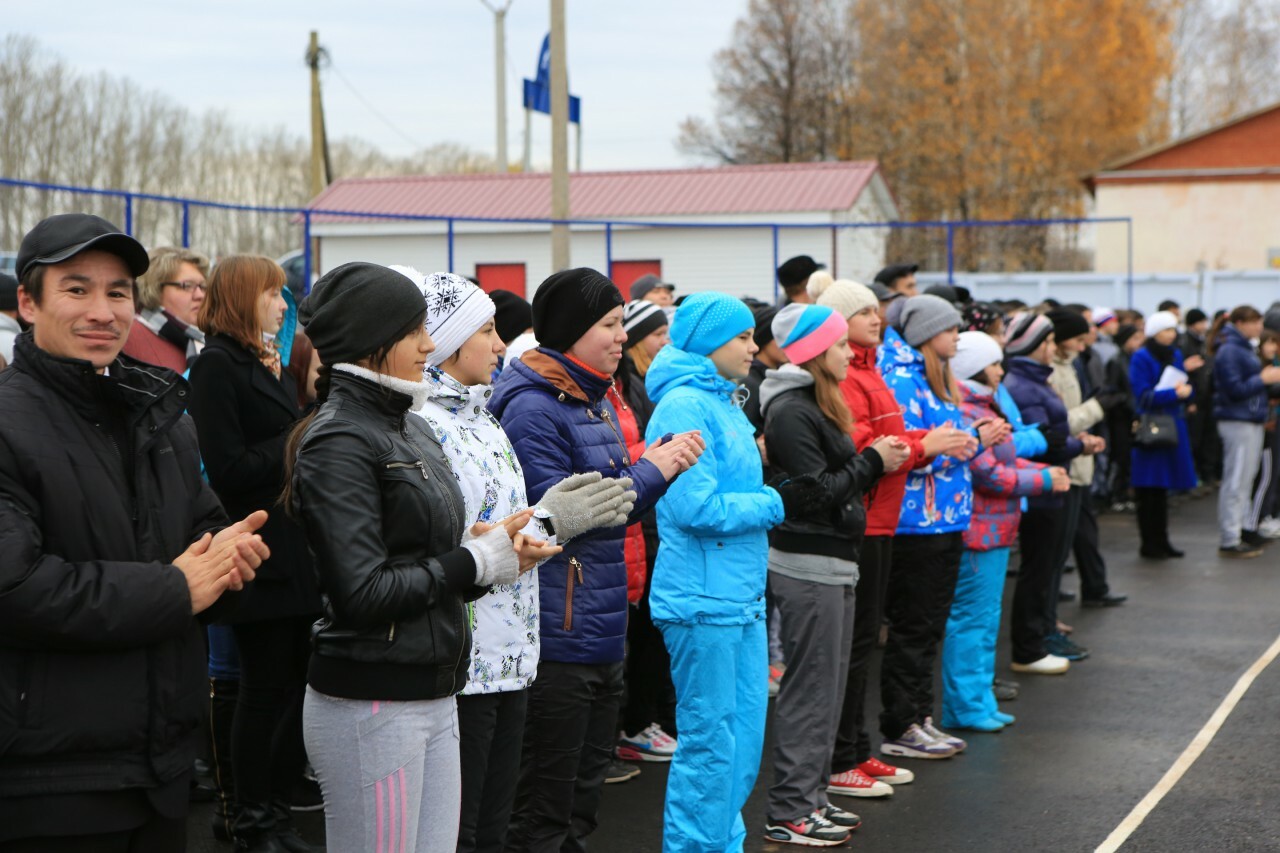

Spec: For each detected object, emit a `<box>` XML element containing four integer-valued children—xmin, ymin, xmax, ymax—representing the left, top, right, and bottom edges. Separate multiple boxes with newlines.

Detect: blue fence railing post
<box><xmin>181</xmin><ymin>202</ymin><xmax>190</xmax><ymax>248</ymax></box>
<box><xmin>302</xmin><ymin>211</ymin><xmax>313</xmax><ymax>295</ymax></box>
<box><xmin>447</xmin><ymin>219</ymin><xmax>455</xmax><ymax>274</ymax></box>
<box><xmin>124</xmin><ymin>193</ymin><xmax>133</xmax><ymax>237</ymax></box>
<box><xmin>605</xmin><ymin>222</ymin><xmax>613</xmax><ymax>279</ymax></box>
<box><xmin>946</xmin><ymin>224</ymin><xmax>955</xmax><ymax>284</ymax></box>
<box><xmin>1126</xmin><ymin>218</ymin><xmax>1134</xmax><ymax>308</ymax></box>
<box><xmin>771</xmin><ymin>225</ymin><xmax>780</xmax><ymax>303</ymax></box>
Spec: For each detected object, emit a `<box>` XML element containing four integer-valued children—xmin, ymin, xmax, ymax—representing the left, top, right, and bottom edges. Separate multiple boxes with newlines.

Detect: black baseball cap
<box><xmin>869</xmin><ymin>281</ymin><xmax>901</xmax><ymax>302</ymax></box>
<box><xmin>17</xmin><ymin>213</ymin><xmax>149</xmax><ymax>280</ymax></box>
<box><xmin>630</xmin><ymin>274</ymin><xmax>676</xmax><ymax>301</ymax></box>
<box><xmin>776</xmin><ymin>255</ymin><xmax>825</xmax><ymax>289</ymax></box>
<box><xmin>873</xmin><ymin>263</ymin><xmax>920</xmax><ymax>287</ymax></box>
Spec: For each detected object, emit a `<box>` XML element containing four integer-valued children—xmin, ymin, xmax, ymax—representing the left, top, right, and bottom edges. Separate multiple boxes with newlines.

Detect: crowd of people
<box><xmin>2</xmin><ymin>212</ymin><xmax>1279</xmax><ymax>853</ymax></box>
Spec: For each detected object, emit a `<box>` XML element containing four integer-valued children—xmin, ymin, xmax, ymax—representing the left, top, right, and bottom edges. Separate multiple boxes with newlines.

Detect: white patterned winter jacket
<box><xmin>414</xmin><ymin>368</ymin><xmax>543</xmax><ymax>694</ymax></box>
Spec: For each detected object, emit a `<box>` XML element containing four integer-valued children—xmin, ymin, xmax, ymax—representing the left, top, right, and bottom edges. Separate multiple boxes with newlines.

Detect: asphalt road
<box><xmin>189</xmin><ymin>492</ymin><xmax>1280</xmax><ymax>852</ymax></box>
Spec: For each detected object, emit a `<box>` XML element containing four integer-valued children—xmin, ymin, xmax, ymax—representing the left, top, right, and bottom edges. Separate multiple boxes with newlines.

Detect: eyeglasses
<box><xmin>162</xmin><ymin>280</ymin><xmax>207</xmax><ymax>293</ymax></box>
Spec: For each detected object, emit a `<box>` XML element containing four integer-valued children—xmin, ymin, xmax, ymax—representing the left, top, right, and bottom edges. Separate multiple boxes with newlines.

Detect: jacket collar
<box><xmin>205</xmin><ymin>334</ymin><xmax>300</xmax><ymax>417</ymax></box>
<box><xmin>11</xmin><ymin>329</ymin><xmax>183</xmax><ymax>425</ymax></box>
<box><xmin>329</xmin><ymin>363</ymin><xmax>431</xmax><ymax>423</ymax></box>
<box><xmin>519</xmin><ymin>348</ymin><xmax>611</xmax><ymax>404</ymax></box>
<box><xmin>1005</xmin><ymin>355</ymin><xmax>1053</xmax><ymax>382</ymax></box>
<box><xmin>423</xmin><ymin>367</ymin><xmax>492</xmax><ymax>419</ymax></box>
<box><xmin>850</xmin><ymin>340</ymin><xmax>878</xmax><ymax>369</ymax></box>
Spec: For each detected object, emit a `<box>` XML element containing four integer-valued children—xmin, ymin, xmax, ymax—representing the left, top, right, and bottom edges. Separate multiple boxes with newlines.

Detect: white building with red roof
<box><xmin>307</xmin><ymin>161</ymin><xmax>898</xmax><ymax>301</ymax></box>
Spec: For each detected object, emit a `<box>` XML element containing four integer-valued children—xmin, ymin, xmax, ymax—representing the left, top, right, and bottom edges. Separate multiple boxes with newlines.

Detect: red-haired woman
<box><xmin>188</xmin><ymin>255</ymin><xmax>322</xmax><ymax>853</ymax></box>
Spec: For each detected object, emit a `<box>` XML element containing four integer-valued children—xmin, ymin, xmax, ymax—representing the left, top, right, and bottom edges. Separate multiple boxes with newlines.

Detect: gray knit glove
<box><xmin>535</xmin><ymin>472</ymin><xmax>636</xmax><ymax>541</ymax></box>
<box><xmin>462</xmin><ymin>525</ymin><xmax>520</xmax><ymax>587</ymax></box>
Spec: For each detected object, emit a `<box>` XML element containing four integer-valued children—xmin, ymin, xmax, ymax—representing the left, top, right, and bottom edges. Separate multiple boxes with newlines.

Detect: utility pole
<box><xmin>481</xmin><ymin>1</ymin><xmax>514</xmax><ymax>172</ymax></box>
<box><xmin>549</xmin><ymin>0</ymin><xmax>570</xmax><ymax>270</ymax></box>
<box><xmin>306</xmin><ymin>31</ymin><xmax>332</xmax><ymax>199</ymax></box>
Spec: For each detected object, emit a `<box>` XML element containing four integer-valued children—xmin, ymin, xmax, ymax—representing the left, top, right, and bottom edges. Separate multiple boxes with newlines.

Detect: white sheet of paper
<box><xmin>1155</xmin><ymin>365</ymin><xmax>1188</xmax><ymax>391</ymax></box>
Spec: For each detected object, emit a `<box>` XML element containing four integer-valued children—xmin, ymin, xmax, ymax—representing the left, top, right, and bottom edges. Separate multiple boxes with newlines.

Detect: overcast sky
<box><xmin>8</xmin><ymin>1</ymin><xmax>747</xmax><ymax>171</ymax></box>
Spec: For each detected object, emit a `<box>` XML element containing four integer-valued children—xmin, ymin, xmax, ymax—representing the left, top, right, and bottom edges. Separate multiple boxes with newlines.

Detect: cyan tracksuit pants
<box><xmin>941</xmin><ymin>548</ymin><xmax>1009</xmax><ymax>727</ymax></box>
<box><xmin>657</xmin><ymin>619</ymin><xmax>767</xmax><ymax>853</ymax></box>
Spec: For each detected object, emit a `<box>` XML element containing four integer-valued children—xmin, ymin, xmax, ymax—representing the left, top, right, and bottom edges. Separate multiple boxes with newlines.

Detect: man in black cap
<box><xmin>0</xmin><ymin>213</ymin><xmax>270</xmax><ymax>851</ymax></box>
<box><xmin>630</xmin><ymin>273</ymin><xmax>676</xmax><ymax>307</ymax></box>
<box><xmin>0</xmin><ymin>272</ymin><xmax>19</xmax><ymax>367</ymax></box>
<box><xmin>873</xmin><ymin>263</ymin><xmax>920</xmax><ymax>298</ymax></box>
<box><xmin>775</xmin><ymin>255</ymin><xmax>824</xmax><ymax>305</ymax></box>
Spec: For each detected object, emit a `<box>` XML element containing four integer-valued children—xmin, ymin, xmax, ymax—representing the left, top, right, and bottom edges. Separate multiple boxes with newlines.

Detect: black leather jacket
<box><xmin>290</xmin><ymin>369</ymin><xmax>482</xmax><ymax>701</ymax></box>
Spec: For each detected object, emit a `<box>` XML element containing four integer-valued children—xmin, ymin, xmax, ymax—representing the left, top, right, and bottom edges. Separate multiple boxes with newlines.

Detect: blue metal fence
<box><xmin>0</xmin><ymin>176</ymin><xmax>1133</xmax><ymax>303</ymax></box>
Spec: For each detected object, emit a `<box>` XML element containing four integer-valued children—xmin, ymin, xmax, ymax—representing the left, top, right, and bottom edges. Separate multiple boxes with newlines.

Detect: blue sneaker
<box><xmin>940</xmin><ymin>717</ymin><xmax>1004</xmax><ymax>733</ymax></box>
<box><xmin>1044</xmin><ymin>631</ymin><xmax>1090</xmax><ymax>661</ymax></box>
<box><xmin>993</xmin><ymin>710</ymin><xmax>1015</xmax><ymax>725</ymax></box>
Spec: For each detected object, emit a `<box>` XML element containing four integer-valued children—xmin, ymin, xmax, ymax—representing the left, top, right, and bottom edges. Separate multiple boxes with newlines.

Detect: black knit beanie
<box><xmin>1113</xmin><ymin>323</ymin><xmax>1140</xmax><ymax>349</ymax></box>
<box><xmin>490</xmin><ymin>289</ymin><xmax>533</xmax><ymax>344</ymax></box>
<box><xmin>299</xmin><ymin>262</ymin><xmax>426</xmax><ymax>365</ymax></box>
<box><xmin>532</xmin><ymin>267</ymin><xmax>624</xmax><ymax>352</ymax></box>
<box><xmin>1047</xmin><ymin>308</ymin><xmax>1090</xmax><ymax>344</ymax></box>
<box><xmin>753</xmin><ymin>305</ymin><xmax>779</xmax><ymax>348</ymax></box>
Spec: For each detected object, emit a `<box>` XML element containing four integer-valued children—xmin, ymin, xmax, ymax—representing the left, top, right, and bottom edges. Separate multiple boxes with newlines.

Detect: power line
<box><xmin>326</xmin><ymin>62</ymin><xmax>427</xmax><ymax>151</ymax></box>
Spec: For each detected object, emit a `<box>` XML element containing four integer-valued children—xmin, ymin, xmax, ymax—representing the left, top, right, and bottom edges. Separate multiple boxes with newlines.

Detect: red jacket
<box><xmin>841</xmin><ymin>341</ymin><xmax>930</xmax><ymax>537</ymax></box>
<box><xmin>121</xmin><ymin>320</ymin><xmax>188</xmax><ymax>374</ymax></box>
<box><xmin>609</xmin><ymin>382</ymin><xmax>648</xmax><ymax>603</ymax></box>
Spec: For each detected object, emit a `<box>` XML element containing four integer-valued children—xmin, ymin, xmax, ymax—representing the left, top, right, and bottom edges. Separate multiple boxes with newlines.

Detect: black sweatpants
<box><xmin>832</xmin><ymin>534</ymin><xmax>893</xmax><ymax>770</ymax></box>
<box><xmin>0</xmin><ymin>813</ymin><xmax>185</xmax><ymax>853</ymax></box>
<box><xmin>1071</xmin><ymin>499</ymin><xmax>1112</xmax><ymax>601</ymax></box>
<box><xmin>229</xmin><ymin>616</ymin><xmax>312</xmax><ymax>811</ymax></box>
<box><xmin>507</xmin><ymin>660</ymin><xmax>624</xmax><ymax>853</ymax></box>
<box><xmin>1135</xmin><ymin>487</ymin><xmax>1171</xmax><ymax>553</ymax></box>
<box><xmin>879</xmin><ymin>532</ymin><xmax>963</xmax><ymax>740</ymax></box>
<box><xmin>1011</xmin><ymin>507</ymin><xmax>1068</xmax><ymax>664</ymax></box>
<box><xmin>459</xmin><ymin>690</ymin><xmax>528</xmax><ymax>853</ymax></box>
<box><xmin>1046</xmin><ymin>485</ymin><xmax>1085</xmax><ymax>628</ymax></box>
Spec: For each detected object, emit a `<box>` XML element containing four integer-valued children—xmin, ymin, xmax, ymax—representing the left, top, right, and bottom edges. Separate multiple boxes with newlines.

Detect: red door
<box><xmin>609</xmin><ymin>260</ymin><xmax>662</xmax><ymax>293</ymax></box>
<box><xmin>475</xmin><ymin>263</ymin><xmax>527</xmax><ymax>298</ymax></box>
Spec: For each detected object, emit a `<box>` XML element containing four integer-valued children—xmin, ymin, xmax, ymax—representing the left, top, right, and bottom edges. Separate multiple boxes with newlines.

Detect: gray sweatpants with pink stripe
<box><xmin>304</xmin><ymin>687</ymin><xmax>461</xmax><ymax>853</ymax></box>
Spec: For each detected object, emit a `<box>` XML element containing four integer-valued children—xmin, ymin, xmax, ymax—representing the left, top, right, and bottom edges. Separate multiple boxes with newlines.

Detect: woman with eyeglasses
<box><xmin>187</xmin><ymin>255</ymin><xmax>323</xmax><ymax>853</ymax></box>
<box><xmin>122</xmin><ymin>245</ymin><xmax>210</xmax><ymax>372</ymax></box>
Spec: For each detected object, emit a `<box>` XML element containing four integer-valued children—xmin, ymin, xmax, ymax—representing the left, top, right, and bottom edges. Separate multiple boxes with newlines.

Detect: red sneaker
<box><xmin>826</xmin><ymin>768</ymin><xmax>892</xmax><ymax>798</ymax></box>
<box><xmin>858</xmin><ymin>756</ymin><xmax>914</xmax><ymax>785</ymax></box>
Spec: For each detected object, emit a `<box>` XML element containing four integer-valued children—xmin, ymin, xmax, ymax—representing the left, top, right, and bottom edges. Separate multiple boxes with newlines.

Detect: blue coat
<box><xmin>1130</xmin><ymin>346</ymin><xmax>1197</xmax><ymax>490</ymax></box>
<box><xmin>996</xmin><ymin>383</ymin><xmax>1049</xmax><ymax>460</ymax></box>
<box><xmin>1001</xmin><ymin>357</ymin><xmax>1082</xmax><ymax>509</ymax></box>
<box><xmin>643</xmin><ymin>345</ymin><xmax>784</xmax><ymax>626</ymax></box>
<box><xmin>1212</xmin><ymin>325</ymin><xmax>1268</xmax><ymax>423</ymax></box>
<box><xmin>488</xmin><ymin>350</ymin><xmax>668</xmax><ymax>664</ymax></box>
<box><xmin>881</xmin><ymin>337</ymin><xmax>974</xmax><ymax>535</ymax></box>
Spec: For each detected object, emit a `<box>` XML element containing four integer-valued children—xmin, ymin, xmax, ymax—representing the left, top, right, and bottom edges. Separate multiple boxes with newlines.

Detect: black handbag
<box><xmin>1134</xmin><ymin>413</ymin><xmax>1178</xmax><ymax>449</ymax></box>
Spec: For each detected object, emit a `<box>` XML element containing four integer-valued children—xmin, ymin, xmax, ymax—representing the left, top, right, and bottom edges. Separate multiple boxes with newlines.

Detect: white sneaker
<box><xmin>1258</xmin><ymin>518</ymin><xmax>1280</xmax><ymax>539</ymax></box>
<box><xmin>1010</xmin><ymin>654</ymin><xmax>1070</xmax><ymax>675</ymax></box>
<box><xmin>922</xmin><ymin>717</ymin><xmax>967</xmax><ymax>753</ymax></box>
<box><xmin>616</xmin><ymin>723</ymin><xmax>677</xmax><ymax>762</ymax></box>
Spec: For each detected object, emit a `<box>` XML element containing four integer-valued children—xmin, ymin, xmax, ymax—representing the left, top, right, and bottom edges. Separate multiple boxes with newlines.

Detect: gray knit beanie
<box><xmin>899</xmin><ymin>294</ymin><xmax>963</xmax><ymax>348</ymax></box>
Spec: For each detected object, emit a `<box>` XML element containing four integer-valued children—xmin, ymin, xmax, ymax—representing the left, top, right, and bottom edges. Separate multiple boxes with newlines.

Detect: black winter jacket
<box><xmin>188</xmin><ymin>334</ymin><xmax>321</xmax><ymax>622</ymax></box>
<box><xmin>290</xmin><ymin>367</ymin><xmax>484</xmax><ymax>702</ymax></box>
<box><xmin>0</xmin><ymin>333</ymin><xmax>227</xmax><ymax>803</ymax></box>
<box><xmin>760</xmin><ymin>368</ymin><xmax>885</xmax><ymax>561</ymax></box>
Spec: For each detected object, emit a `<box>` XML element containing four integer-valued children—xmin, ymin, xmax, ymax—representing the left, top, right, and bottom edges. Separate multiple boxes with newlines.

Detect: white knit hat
<box><xmin>808</xmin><ymin>271</ymin><xmax>879</xmax><ymax>320</ymax></box>
<box><xmin>391</xmin><ymin>266</ymin><xmax>496</xmax><ymax>367</ymax></box>
<box><xmin>952</xmin><ymin>330</ymin><xmax>1004</xmax><ymax>381</ymax></box>
<box><xmin>1144</xmin><ymin>311</ymin><xmax>1178</xmax><ymax>338</ymax></box>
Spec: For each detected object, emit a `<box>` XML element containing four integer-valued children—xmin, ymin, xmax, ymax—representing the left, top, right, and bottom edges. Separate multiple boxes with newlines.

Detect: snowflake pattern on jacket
<box><xmin>414</xmin><ymin>367</ymin><xmax>541</xmax><ymax>694</ymax></box>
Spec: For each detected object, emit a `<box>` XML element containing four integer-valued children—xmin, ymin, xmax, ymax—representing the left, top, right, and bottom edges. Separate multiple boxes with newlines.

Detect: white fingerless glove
<box><xmin>462</xmin><ymin>524</ymin><xmax>520</xmax><ymax>587</ymax></box>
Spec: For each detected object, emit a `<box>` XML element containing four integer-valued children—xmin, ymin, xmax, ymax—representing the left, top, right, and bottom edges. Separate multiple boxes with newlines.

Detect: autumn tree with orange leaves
<box><xmin>680</xmin><ymin>0</ymin><xmax>1177</xmax><ymax>271</ymax></box>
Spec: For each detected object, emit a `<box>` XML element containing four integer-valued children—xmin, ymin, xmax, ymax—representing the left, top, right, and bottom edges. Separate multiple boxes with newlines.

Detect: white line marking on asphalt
<box><xmin>1095</xmin><ymin>629</ymin><xmax>1280</xmax><ymax>853</ymax></box>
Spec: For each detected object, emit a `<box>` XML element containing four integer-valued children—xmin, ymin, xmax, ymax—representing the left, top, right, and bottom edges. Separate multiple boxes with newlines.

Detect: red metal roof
<box><xmin>308</xmin><ymin>161</ymin><xmax>882</xmax><ymax>222</ymax></box>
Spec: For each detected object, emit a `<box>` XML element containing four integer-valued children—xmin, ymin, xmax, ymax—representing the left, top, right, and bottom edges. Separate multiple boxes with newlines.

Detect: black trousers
<box><xmin>620</xmin><ymin>598</ymin><xmax>677</xmax><ymax>737</ymax></box>
<box><xmin>1135</xmin><ymin>487</ymin><xmax>1171</xmax><ymax>553</ymax></box>
<box><xmin>832</xmin><ymin>534</ymin><xmax>893</xmax><ymax>770</ymax></box>
<box><xmin>1072</xmin><ymin>499</ymin><xmax>1112</xmax><ymax>601</ymax></box>
<box><xmin>1046</xmin><ymin>485</ymin><xmax>1085</xmax><ymax>628</ymax></box>
<box><xmin>0</xmin><ymin>814</ymin><xmax>185</xmax><ymax>853</ymax></box>
<box><xmin>459</xmin><ymin>690</ymin><xmax>528</xmax><ymax>853</ymax></box>
<box><xmin>506</xmin><ymin>660</ymin><xmax>624</xmax><ymax>853</ymax></box>
<box><xmin>229</xmin><ymin>616</ymin><xmax>312</xmax><ymax>813</ymax></box>
<box><xmin>879</xmin><ymin>532</ymin><xmax>963</xmax><ymax>740</ymax></box>
<box><xmin>1011</xmin><ymin>507</ymin><xmax>1068</xmax><ymax>664</ymax></box>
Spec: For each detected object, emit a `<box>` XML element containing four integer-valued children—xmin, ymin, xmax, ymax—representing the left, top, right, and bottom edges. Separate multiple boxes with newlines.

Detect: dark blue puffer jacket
<box><xmin>1212</xmin><ymin>324</ymin><xmax>1268</xmax><ymax>423</ymax></box>
<box><xmin>1002</xmin><ymin>356</ymin><xmax>1083</xmax><ymax>509</ymax></box>
<box><xmin>488</xmin><ymin>349</ymin><xmax>668</xmax><ymax>665</ymax></box>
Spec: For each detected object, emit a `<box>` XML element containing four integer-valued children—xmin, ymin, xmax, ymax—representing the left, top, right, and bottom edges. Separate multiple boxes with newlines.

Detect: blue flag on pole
<box><xmin>523</xmin><ymin>33</ymin><xmax>581</xmax><ymax>123</ymax></box>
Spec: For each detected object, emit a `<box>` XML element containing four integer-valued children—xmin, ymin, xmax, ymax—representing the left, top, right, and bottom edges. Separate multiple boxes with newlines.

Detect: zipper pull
<box><xmin>416</xmin><ymin>461</ymin><xmax>429</xmax><ymax>480</ymax></box>
<box><xmin>570</xmin><ymin>557</ymin><xmax>583</xmax><ymax>584</ymax></box>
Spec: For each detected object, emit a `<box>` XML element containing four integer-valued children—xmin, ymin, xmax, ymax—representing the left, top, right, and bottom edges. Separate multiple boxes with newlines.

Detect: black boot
<box><xmin>209</xmin><ymin>678</ymin><xmax>240</xmax><ymax>842</ymax></box>
<box><xmin>272</xmin><ymin>801</ymin><xmax>322</xmax><ymax>853</ymax></box>
<box><xmin>232</xmin><ymin>803</ymin><xmax>288</xmax><ymax>853</ymax></box>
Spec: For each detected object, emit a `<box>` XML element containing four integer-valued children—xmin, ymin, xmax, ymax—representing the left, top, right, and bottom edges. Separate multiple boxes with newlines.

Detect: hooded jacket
<box><xmin>643</xmin><ymin>345</ymin><xmax>784</xmax><ymax>625</ymax></box>
<box><xmin>880</xmin><ymin>334</ymin><xmax>975</xmax><ymax>535</ymax></box>
<box><xmin>1002</xmin><ymin>356</ymin><xmax>1083</xmax><ymax>509</ymax></box>
<box><xmin>0</xmin><ymin>333</ymin><xmax>227</xmax><ymax>808</ymax></box>
<box><xmin>960</xmin><ymin>380</ymin><xmax>1054</xmax><ymax>551</ymax></box>
<box><xmin>1212</xmin><ymin>324</ymin><xmax>1269</xmax><ymax>423</ymax></box>
<box><xmin>760</xmin><ymin>364</ymin><xmax>884</xmax><ymax>561</ymax></box>
<box><xmin>415</xmin><ymin>369</ymin><xmax>542</xmax><ymax>694</ymax></box>
<box><xmin>488</xmin><ymin>350</ymin><xmax>668</xmax><ymax>664</ymax></box>
<box><xmin>843</xmin><ymin>339</ymin><xmax>929</xmax><ymax>536</ymax></box>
